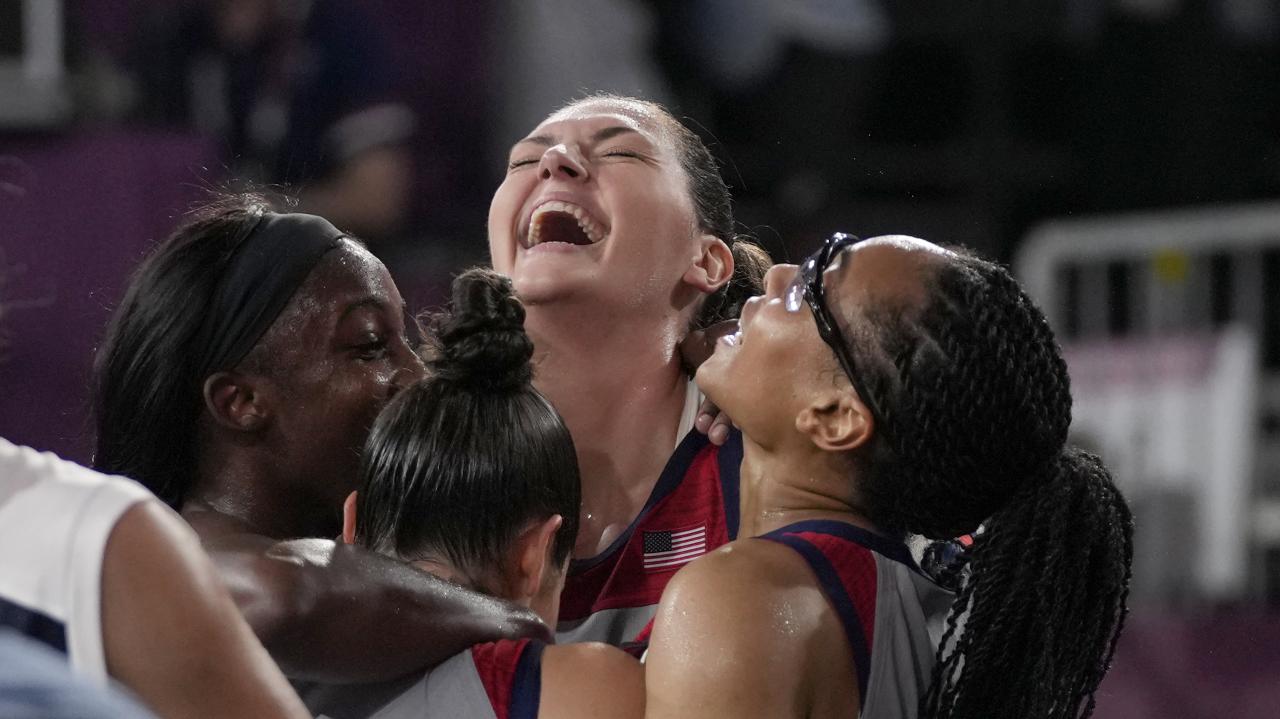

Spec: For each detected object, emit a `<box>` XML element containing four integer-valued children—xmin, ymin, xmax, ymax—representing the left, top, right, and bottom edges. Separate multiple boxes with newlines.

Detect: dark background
<box><xmin>2</xmin><ymin>3</ymin><xmax>1279</xmax><ymax>715</ymax></box>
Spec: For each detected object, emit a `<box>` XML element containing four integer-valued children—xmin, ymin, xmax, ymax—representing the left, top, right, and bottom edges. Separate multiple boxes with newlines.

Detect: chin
<box><xmin>510</xmin><ymin>261</ymin><xmax>607</xmax><ymax>306</ymax></box>
<box><xmin>694</xmin><ymin>360</ymin><xmax>729</xmax><ymax>409</ymax></box>
<box><xmin>509</xmin><ymin>272</ymin><xmax>567</xmax><ymax>304</ymax></box>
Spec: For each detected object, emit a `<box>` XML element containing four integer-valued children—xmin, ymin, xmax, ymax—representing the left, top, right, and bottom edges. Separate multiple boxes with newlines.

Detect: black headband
<box><xmin>195</xmin><ymin>211</ymin><xmax>346</xmax><ymax>378</ymax></box>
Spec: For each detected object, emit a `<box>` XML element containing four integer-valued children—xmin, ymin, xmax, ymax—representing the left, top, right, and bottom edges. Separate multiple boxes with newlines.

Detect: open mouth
<box><xmin>524</xmin><ymin>201</ymin><xmax>607</xmax><ymax>248</ymax></box>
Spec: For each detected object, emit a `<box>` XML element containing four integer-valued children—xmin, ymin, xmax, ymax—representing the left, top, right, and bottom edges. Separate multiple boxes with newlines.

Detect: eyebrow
<box><xmin>515</xmin><ymin>125</ymin><xmax>643</xmax><ymax>148</ymax></box>
<box><xmin>338</xmin><ymin>297</ymin><xmax>397</xmax><ymax>323</ymax></box>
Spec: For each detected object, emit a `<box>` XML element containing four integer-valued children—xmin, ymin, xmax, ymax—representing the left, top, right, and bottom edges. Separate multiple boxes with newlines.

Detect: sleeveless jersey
<box><xmin>0</xmin><ymin>438</ymin><xmax>152</xmax><ymax>687</ymax></box>
<box><xmin>556</xmin><ymin>428</ymin><xmax>743</xmax><ymax>645</ymax></box>
<box><xmin>758</xmin><ymin>520</ymin><xmax>954</xmax><ymax>718</ymax></box>
<box><xmin>361</xmin><ymin>639</ymin><xmax>545</xmax><ymax>719</ymax></box>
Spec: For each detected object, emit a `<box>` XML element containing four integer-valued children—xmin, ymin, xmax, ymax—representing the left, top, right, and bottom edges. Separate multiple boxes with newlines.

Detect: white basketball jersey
<box><xmin>0</xmin><ymin>438</ymin><xmax>151</xmax><ymax>686</ymax></box>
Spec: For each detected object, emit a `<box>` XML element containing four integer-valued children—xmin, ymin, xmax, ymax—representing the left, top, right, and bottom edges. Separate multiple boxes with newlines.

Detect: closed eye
<box><xmin>353</xmin><ymin>337</ymin><xmax>390</xmax><ymax>361</ymax></box>
<box><xmin>507</xmin><ymin>157</ymin><xmax>538</xmax><ymax>170</ymax></box>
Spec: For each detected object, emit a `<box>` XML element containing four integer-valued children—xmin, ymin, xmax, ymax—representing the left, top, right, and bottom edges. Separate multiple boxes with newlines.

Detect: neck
<box><xmin>409</xmin><ymin>556</ymin><xmax>475</xmax><ymax>590</ymax></box>
<box><xmin>410</xmin><ymin>555</ymin><xmax>526</xmax><ymax>607</ymax></box>
<box><xmin>525</xmin><ymin>302</ymin><xmax>692</xmax><ymax>556</ymax></box>
<box><xmin>736</xmin><ymin>434</ymin><xmax>878</xmax><ymax>539</ymax></box>
<box><xmin>188</xmin><ymin>443</ymin><xmax>339</xmax><ymax>540</ymax></box>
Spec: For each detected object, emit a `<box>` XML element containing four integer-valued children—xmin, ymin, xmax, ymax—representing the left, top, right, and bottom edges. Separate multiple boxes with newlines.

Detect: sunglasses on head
<box><xmin>783</xmin><ymin>232</ymin><xmax>883</xmax><ymax>425</ymax></box>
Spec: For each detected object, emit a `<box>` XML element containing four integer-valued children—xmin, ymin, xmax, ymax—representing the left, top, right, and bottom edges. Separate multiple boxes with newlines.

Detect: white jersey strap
<box><xmin>675</xmin><ymin>380</ymin><xmax>701</xmax><ymax>449</ymax></box>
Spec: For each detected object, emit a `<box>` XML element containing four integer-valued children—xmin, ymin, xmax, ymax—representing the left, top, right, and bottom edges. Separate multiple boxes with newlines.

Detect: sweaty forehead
<box><xmin>537</xmin><ymin>99</ymin><xmax>668</xmax><ymax>141</ymax></box>
<box><xmin>258</xmin><ymin>241</ymin><xmax>394</xmax><ymax>349</ymax></box>
<box><xmin>824</xmin><ymin>236</ymin><xmax>951</xmax><ymax>314</ymax></box>
<box><xmin>302</xmin><ymin>241</ymin><xmax>387</xmax><ymax>303</ymax></box>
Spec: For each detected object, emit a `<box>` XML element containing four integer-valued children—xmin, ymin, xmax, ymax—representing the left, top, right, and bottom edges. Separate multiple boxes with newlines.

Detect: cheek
<box><xmin>612</xmin><ymin>190</ymin><xmax>699</xmax><ymax>271</ymax></box>
<box><xmin>487</xmin><ymin>179</ymin><xmax>524</xmax><ymax>270</ymax></box>
<box><xmin>318</xmin><ymin>369</ymin><xmax>396</xmax><ymax>442</ymax></box>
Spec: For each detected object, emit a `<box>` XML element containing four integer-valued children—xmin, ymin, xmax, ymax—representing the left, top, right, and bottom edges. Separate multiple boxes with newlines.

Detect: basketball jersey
<box><xmin>758</xmin><ymin>520</ymin><xmax>954</xmax><ymax>718</ymax></box>
<box><xmin>360</xmin><ymin>639</ymin><xmax>545</xmax><ymax>719</ymax></box>
<box><xmin>0</xmin><ymin>438</ymin><xmax>152</xmax><ymax>687</ymax></box>
<box><xmin>556</xmin><ymin>428</ymin><xmax>743</xmax><ymax>646</ymax></box>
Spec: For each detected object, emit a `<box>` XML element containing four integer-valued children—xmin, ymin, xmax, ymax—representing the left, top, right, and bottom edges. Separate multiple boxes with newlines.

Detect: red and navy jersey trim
<box><xmin>716</xmin><ymin>430</ymin><xmax>742</xmax><ymax>541</ymax></box>
<box><xmin>472</xmin><ymin>638</ymin><xmax>546</xmax><ymax>719</ymax></box>
<box><xmin>508</xmin><ymin>639</ymin><xmax>545</xmax><ymax>719</ymax></box>
<box><xmin>773</xmin><ymin>520</ymin><xmax>920</xmax><ymax>570</ymax></box>
<box><xmin>758</xmin><ymin>520</ymin><xmax>918</xmax><ymax>711</ymax></box>
<box><xmin>559</xmin><ymin>429</ymin><xmax>742</xmax><ymax>625</ymax></box>
<box><xmin>0</xmin><ymin>595</ymin><xmax>66</xmax><ymax>656</ymax></box>
<box><xmin>569</xmin><ymin>430</ymin><xmax>734</xmax><ymax>575</ymax></box>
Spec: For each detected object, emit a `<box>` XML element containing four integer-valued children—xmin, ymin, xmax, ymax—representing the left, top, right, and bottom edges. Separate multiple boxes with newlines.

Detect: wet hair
<box><xmin>837</xmin><ymin>250</ymin><xmax>1133</xmax><ymax>718</ymax></box>
<box><xmin>568</xmin><ymin>94</ymin><xmax>771</xmax><ymax>331</ymax></box>
<box><xmin>355</xmin><ymin>268</ymin><xmax>580</xmax><ymax>579</ymax></box>
<box><xmin>93</xmin><ymin>194</ymin><xmax>274</xmax><ymax>508</ymax></box>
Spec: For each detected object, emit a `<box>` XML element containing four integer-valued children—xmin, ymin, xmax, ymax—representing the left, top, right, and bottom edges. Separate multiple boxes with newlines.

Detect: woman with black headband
<box><xmin>93</xmin><ymin>194</ymin><xmax>546</xmax><ymax>682</ymax></box>
<box><xmin>643</xmin><ymin>234</ymin><xmax>1134</xmax><ymax>718</ymax></box>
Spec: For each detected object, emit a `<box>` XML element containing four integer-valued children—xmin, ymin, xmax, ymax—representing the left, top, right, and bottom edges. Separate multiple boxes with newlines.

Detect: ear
<box><xmin>341</xmin><ymin>491</ymin><xmax>358</xmax><ymax>545</ymax></box>
<box><xmin>202</xmin><ymin>371</ymin><xmax>270</xmax><ymax>432</ymax></box>
<box><xmin>508</xmin><ymin>515</ymin><xmax>563</xmax><ymax>602</ymax></box>
<box><xmin>682</xmin><ymin>234</ymin><xmax>734</xmax><ymax>294</ymax></box>
<box><xmin>795</xmin><ymin>389</ymin><xmax>874</xmax><ymax>453</ymax></box>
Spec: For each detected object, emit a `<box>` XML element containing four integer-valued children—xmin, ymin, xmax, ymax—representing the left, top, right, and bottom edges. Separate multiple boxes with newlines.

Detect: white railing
<box><xmin>1016</xmin><ymin>201</ymin><xmax>1280</xmax><ymax>604</ymax></box>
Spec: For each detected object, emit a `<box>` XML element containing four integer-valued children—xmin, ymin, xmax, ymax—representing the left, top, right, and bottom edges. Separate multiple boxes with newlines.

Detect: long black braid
<box><xmin>841</xmin><ymin>251</ymin><xmax>1134</xmax><ymax>718</ymax></box>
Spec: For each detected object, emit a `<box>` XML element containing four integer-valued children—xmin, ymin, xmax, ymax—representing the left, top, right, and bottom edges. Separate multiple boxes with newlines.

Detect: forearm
<box><xmin>213</xmin><ymin>539</ymin><xmax>548</xmax><ymax>682</ymax></box>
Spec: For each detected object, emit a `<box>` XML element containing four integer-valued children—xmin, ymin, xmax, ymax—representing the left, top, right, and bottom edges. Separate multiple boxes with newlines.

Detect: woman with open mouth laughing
<box><xmin>487</xmin><ymin>95</ymin><xmax>771</xmax><ymax>646</ymax></box>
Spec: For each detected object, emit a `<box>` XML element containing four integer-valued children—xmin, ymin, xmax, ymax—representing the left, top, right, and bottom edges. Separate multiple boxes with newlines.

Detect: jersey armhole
<box><xmin>473</xmin><ymin>638</ymin><xmax>546</xmax><ymax>719</ymax></box>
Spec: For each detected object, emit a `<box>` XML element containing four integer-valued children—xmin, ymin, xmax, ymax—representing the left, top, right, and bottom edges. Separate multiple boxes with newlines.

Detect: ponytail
<box><xmin>921</xmin><ymin>448</ymin><xmax>1134</xmax><ymax>719</ymax></box>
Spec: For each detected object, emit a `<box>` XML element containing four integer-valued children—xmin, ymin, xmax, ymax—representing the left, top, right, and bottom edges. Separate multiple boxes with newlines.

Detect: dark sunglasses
<box><xmin>783</xmin><ymin>232</ymin><xmax>882</xmax><ymax>424</ymax></box>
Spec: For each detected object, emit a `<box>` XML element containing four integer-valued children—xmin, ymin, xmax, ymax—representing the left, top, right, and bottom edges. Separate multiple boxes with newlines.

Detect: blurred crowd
<box><xmin>57</xmin><ymin>0</ymin><xmax>1278</xmax><ymax>280</ymax></box>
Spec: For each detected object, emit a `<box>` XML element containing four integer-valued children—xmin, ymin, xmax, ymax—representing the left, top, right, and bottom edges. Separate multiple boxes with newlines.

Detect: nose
<box><xmin>389</xmin><ymin>340</ymin><xmax>427</xmax><ymax>395</ymax></box>
<box><xmin>538</xmin><ymin>143</ymin><xmax>589</xmax><ymax>182</ymax></box>
<box><xmin>763</xmin><ymin>263</ymin><xmax>799</xmax><ymax>298</ymax></box>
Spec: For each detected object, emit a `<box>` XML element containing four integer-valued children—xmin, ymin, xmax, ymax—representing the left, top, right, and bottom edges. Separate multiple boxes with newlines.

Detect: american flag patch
<box><xmin>642</xmin><ymin>525</ymin><xmax>707</xmax><ymax>572</ymax></box>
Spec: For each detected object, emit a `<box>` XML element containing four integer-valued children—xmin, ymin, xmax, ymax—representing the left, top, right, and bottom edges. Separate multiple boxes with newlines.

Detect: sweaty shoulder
<box><xmin>540</xmin><ymin>642</ymin><xmax>643</xmax><ymax>719</ymax></box>
<box><xmin>643</xmin><ymin>539</ymin><xmax>843</xmax><ymax>719</ymax></box>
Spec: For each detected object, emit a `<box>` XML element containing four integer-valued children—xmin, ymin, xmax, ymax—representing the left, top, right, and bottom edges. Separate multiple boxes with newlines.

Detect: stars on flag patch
<box><xmin>642</xmin><ymin>524</ymin><xmax>707</xmax><ymax>572</ymax></box>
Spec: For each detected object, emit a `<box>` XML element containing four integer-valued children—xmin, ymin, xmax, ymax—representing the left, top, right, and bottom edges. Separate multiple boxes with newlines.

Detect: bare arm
<box><xmin>101</xmin><ymin>501</ymin><xmax>311</xmax><ymax>719</ymax></box>
<box><xmin>643</xmin><ymin>543</ymin><xmax>839</xmax><ymax>719</ymax></box>
<box><xmin>197</xmin><ymin>529</ymin><xmax>550</xmax><ymax>683</ymax></box>
<box><xmin>541</xmin><ymin>642</ymin><xmax>644</xmax><ymax>719</ymax></box>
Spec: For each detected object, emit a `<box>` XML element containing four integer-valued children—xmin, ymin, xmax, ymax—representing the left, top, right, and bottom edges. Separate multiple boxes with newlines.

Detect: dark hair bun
<box><xmin>430</xmin><ymin>268</ymin><xmax>534</xmax><ymax>392</ymax></box>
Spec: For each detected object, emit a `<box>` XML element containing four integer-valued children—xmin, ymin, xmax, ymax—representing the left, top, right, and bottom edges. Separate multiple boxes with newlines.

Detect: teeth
<box><xmin>526</xmin><ymin>201</ymin><xmax>607</xmax><ymax>247</ymax></box>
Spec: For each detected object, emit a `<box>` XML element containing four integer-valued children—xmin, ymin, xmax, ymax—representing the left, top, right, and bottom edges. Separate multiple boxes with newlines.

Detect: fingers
<box><xmin>708</xmin><ymin>412</ymin><xmax>732</xmax><ymax>446</ymax></box>
<box><xmin>695</xmin><ymin>397</ymin><xmax>734</xmax><ymax>446</ymax></box>
<box><xmin>695</xmin><ymin>397</ymin><xmax>719</xmax><ymax>435</ymax></box>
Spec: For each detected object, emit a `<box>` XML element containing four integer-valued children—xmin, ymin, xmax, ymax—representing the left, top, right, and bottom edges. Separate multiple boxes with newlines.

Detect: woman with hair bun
<box><xmin>336</xmin><ymin>268</ymin><xmax>642</xmax><ymax>719</ymax></box>
<box><xmin>644</xmin><ymin>234</ymin><xmax>1134</xmax><ymax>718</ymax></box>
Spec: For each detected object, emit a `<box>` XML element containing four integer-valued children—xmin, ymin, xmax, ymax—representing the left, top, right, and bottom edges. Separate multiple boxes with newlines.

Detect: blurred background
<box><xmin>1</xmin><ymin>1</ymin><xmax>1278</xmax><ymax>715</ymax></box>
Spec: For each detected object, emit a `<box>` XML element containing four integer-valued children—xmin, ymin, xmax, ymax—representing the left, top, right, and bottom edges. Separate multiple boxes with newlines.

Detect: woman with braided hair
<box><xmin>644</xmin><ymin>233</ymin><xmax>1133</xmax><ymax>718</ymax></box>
